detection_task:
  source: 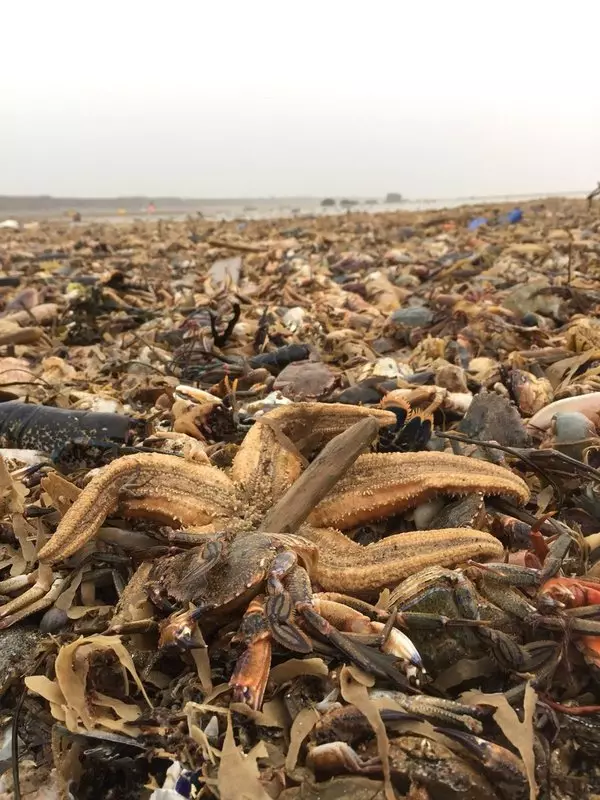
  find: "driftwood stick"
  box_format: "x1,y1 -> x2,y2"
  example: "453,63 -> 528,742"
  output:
207,239 -> 268,253
262,416 -> 379,534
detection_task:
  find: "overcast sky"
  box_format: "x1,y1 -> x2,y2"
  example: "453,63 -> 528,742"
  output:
2,1 -> 599,199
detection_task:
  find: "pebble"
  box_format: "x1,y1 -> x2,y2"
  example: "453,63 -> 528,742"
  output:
389,306 -> 433,328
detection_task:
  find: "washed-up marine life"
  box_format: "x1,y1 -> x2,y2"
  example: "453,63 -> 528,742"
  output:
0,399 -> 141,451
5,199 -> 600,798
151,531 -> 422,709
307,730 -> 529,800
37,402 -> 528,575
28,400 -> 529,709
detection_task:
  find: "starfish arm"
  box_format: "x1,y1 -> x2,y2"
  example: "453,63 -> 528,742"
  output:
38,453 -> 238,564
257,402 -> 397,453
303,526 -> 504,596
231,418 -> 304,513
232,403 -> 397,513
308,451 -> 530,530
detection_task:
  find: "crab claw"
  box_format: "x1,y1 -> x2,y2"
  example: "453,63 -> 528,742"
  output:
301,605 -> 414,687
158,609 -> 197,649
229,637 -> 272,710
540,577 -> 600,608
310,598 -> 422,669
436,728 -> 528,793
370,621 -> 422,669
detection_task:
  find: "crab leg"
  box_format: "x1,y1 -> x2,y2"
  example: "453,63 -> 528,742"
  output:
229,596 -> 273,710
265,559 -> 420,685
0,574 -> 65,630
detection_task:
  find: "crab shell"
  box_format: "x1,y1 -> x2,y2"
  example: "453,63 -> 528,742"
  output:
148,532 -> 318,618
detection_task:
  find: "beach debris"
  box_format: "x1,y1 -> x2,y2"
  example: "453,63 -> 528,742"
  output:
468,216 -> 488,230
2,198 -> 600,798
0,401 -> 141,455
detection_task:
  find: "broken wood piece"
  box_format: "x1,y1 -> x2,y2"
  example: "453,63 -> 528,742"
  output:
207,239 -> 268,253
261,416 -> 379,534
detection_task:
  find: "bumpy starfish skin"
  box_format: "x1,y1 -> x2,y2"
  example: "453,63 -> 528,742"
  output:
230,418 -> 302,510
301,526 -> 504,596
308,451 -> 530,530
240,402 -> 396,456
38,453 -> 240,563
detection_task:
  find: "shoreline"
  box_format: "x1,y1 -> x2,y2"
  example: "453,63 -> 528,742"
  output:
0,191 -> 588,223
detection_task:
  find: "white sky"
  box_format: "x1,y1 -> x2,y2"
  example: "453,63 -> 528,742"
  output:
2,0 -> 600,198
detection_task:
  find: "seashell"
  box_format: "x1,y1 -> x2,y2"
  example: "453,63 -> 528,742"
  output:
527,392 -> 600,431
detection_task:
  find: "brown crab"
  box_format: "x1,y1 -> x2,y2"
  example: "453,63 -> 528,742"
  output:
147,530 -> 422,709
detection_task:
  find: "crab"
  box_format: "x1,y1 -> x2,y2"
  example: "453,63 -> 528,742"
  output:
147,530 -> 422,709
539,574 -> 600,670
383,562 -> 534,675
375,531 -> 600,698
307,730 -> 529,800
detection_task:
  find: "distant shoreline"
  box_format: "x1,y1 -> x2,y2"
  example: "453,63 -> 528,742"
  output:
0,190 -> 588,223
0,189 -> 587,208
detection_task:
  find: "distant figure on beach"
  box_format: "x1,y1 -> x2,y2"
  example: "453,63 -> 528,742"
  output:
587,182 -> 600,208
72,211 -> 81,222
147,202 -> 156,214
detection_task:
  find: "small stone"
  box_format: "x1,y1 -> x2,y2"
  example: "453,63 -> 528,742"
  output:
389,306 -> 433,328
39,607 -> 69,633
459,392 -> 529,447
273,361 -> 339,401
553,411 -> 597,442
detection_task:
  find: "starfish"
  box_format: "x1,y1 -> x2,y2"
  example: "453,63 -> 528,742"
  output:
37,403 -> 392,563
38,402 -> 530,593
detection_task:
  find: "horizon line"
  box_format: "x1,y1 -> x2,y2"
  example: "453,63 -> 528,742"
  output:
0,188 -> 589,204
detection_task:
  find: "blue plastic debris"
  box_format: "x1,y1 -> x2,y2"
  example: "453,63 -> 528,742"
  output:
468,216 -> 488,231
505,208 -> 523,224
